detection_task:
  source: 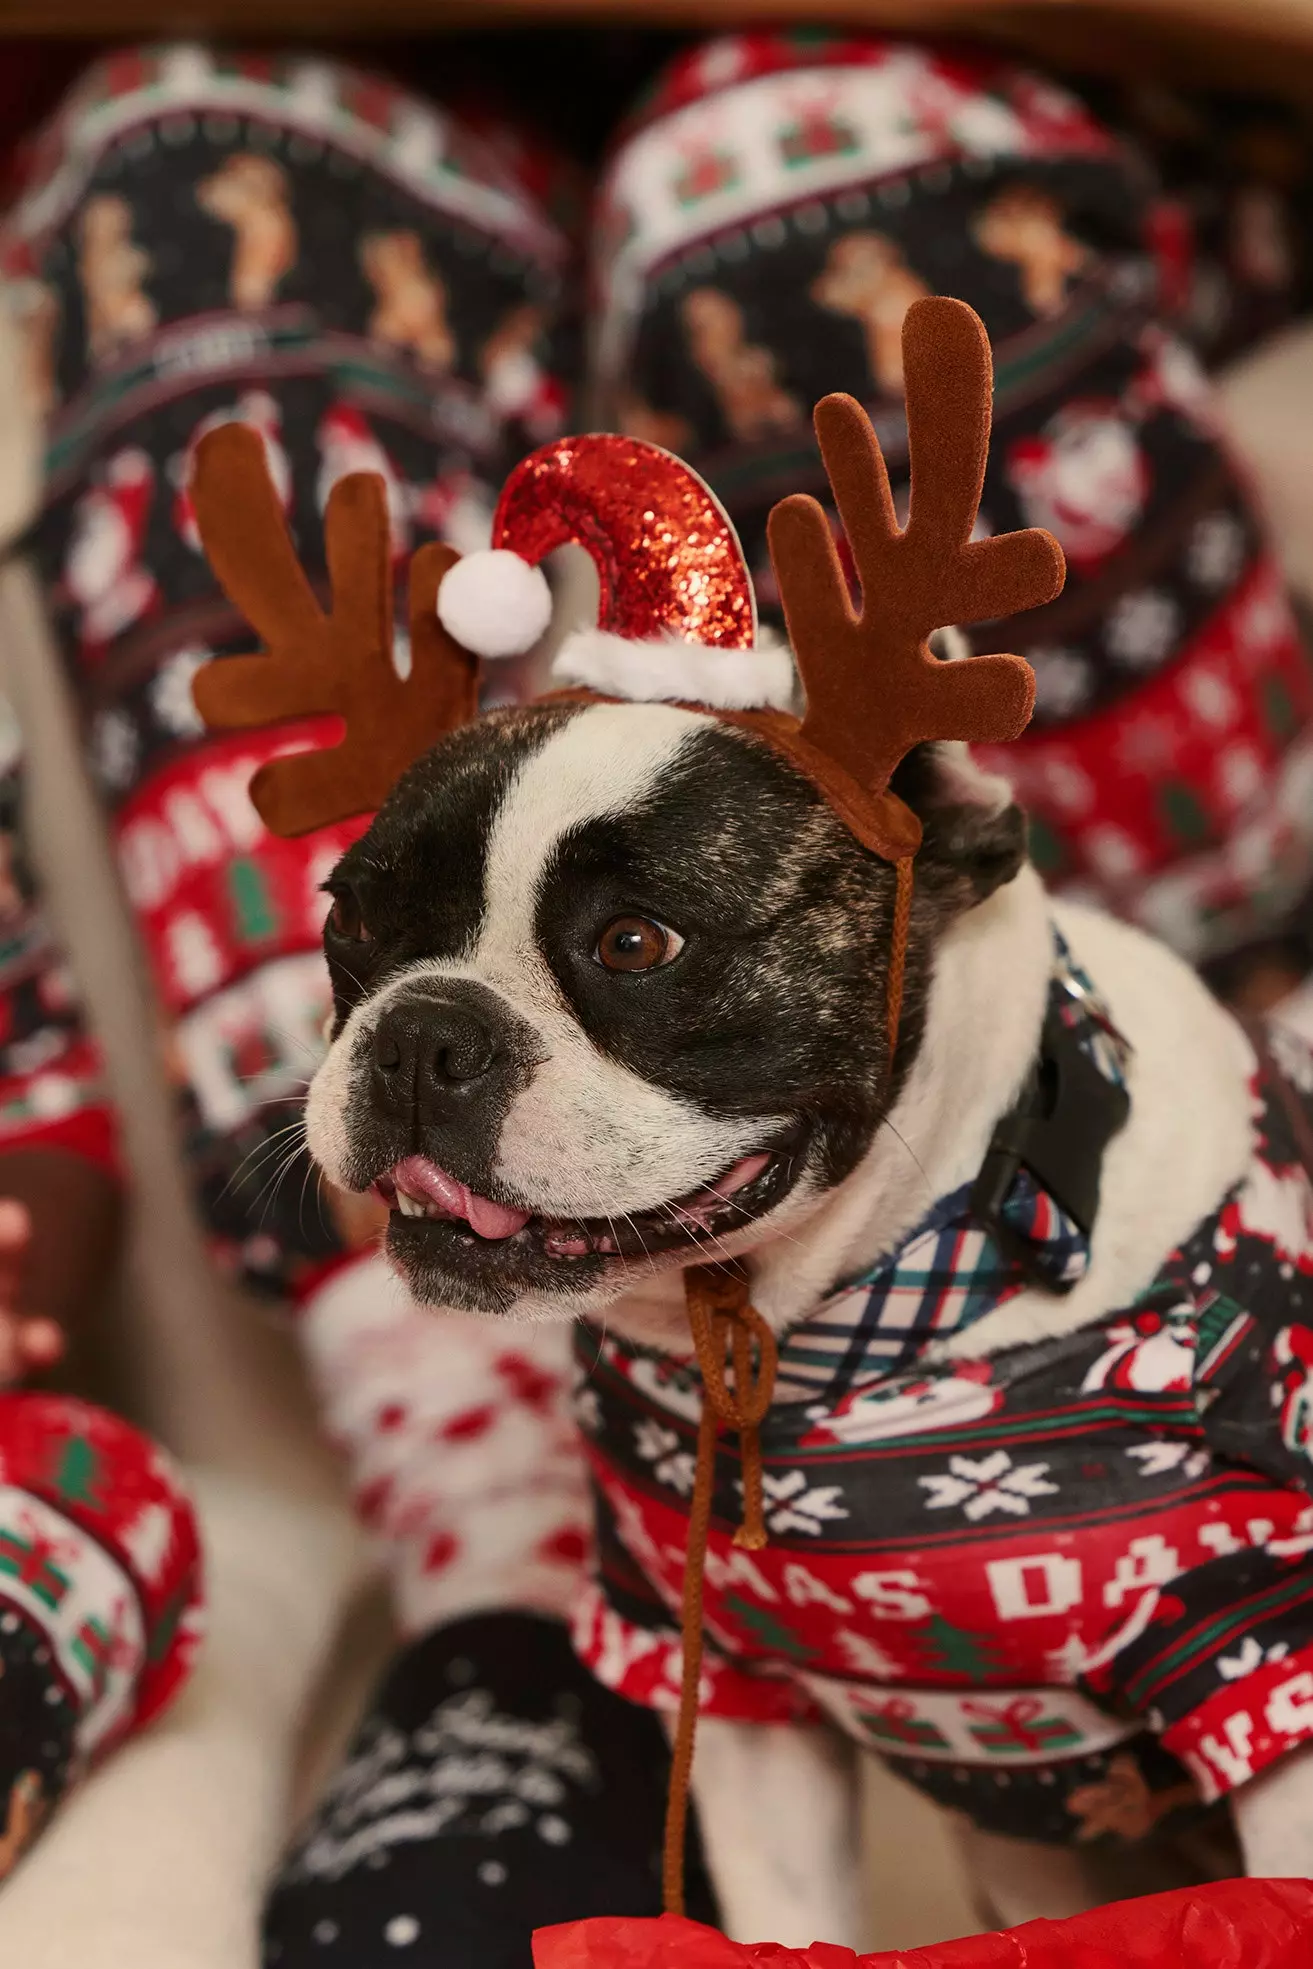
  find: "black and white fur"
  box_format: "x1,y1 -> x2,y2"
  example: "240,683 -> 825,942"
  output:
306,693 -> 1312,1945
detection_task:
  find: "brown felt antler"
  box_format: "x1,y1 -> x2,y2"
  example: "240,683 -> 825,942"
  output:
764,295 -> 1065,859
189,422 -> 478,837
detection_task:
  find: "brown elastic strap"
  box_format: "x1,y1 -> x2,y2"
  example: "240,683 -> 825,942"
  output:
887,855 -> 915,1057
664,1265 -> 778,1914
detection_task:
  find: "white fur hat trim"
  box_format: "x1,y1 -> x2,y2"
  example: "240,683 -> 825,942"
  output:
551,625 -> 797,712
436,548 -> 553,659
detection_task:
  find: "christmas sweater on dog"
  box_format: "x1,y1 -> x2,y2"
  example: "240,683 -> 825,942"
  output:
572,947 -> 1313,1847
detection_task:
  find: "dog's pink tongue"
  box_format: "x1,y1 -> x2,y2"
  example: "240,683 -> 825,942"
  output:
391,1155 -> 530,1240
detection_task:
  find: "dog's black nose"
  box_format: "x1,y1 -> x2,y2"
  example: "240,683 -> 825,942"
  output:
371,999 -> 499,1111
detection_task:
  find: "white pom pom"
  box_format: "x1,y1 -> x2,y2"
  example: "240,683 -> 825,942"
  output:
436,549 -> 553,660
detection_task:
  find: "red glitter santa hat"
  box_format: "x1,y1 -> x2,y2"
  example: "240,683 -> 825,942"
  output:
434,429 -> 797,712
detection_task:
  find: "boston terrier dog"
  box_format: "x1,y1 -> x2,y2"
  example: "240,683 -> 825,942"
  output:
193,300 -> 1313,1946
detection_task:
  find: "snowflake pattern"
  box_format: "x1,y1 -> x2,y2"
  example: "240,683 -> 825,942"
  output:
149,646 -> 209,737
1030,646 -> 1093,719
89,709 -> 139,791
1219,745 -> 1264,810
574,1385 -> 602,1434
1125,1442 -> 1210,1480
165,911 -> 224,997
752,1469 -> 849,1536
1116,713 -> 1179,775
631,1419 -> 695,1497
1217,1635 -> 1291,1683
919,1451 -> 1058,1521
1105,588 -> 1181,670
1236,578 -> 1291,660
1038,755 -> 1096,817
1083,824 -> 1144,882
1179,665 -> 1238,729
1187,512 -> 1245,592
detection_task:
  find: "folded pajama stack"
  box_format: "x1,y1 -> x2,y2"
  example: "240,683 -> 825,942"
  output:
591,31 -> 1313,969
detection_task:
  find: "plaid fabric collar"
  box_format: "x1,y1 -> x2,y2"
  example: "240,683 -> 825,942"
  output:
774,929 -> 1131,1405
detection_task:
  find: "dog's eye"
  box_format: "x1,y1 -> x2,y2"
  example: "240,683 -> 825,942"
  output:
595,916 -> 684,974
327,890 -> 372,944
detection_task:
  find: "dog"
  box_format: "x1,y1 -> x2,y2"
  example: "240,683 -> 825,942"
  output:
198,302 -> 1313,1949
302,694 -> 1313,1940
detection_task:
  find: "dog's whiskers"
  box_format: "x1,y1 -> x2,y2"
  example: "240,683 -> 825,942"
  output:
217,1119 -> 309,1203
619,1210 -> 660,1278
661,1202 -> 740,1272
878,1112 -> 932,1202
696,1177 -> 807,1253
254,1135 -> 314,1226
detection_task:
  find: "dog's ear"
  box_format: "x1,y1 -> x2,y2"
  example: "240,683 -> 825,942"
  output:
890,739 -> 1028,908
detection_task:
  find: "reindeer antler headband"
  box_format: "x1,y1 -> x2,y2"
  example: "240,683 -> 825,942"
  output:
190,295 -> 1063,1921
189,296 -> 1063,860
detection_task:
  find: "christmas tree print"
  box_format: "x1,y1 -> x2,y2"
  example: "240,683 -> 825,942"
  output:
909,1614 -> 1006,1683
49,1436 -> 102,1509
1027,817 -> 1067,878
147,1583 -> 188,1665
1158,781 -> 1212,849
724,1595 -> 819,1663
1262,675 -> 1297,743
228,857 -> 277,944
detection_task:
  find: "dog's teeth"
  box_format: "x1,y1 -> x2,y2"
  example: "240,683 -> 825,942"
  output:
396,1191 -> 423,1218
545,1230 -> 592,1258
594,1236 -> 617,1254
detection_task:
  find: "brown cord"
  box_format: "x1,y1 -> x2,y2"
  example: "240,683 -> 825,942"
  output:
664,1266 -> 778,1913
661,1355 -> 720,1917
662,864 -> 915,1914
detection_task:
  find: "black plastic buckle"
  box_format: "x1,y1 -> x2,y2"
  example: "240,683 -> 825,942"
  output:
969,1005 -> 1130,1293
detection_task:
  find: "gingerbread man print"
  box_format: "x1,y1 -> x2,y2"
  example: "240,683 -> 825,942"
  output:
197,154 -> 297,311
76,195 -> 156,363
360,231 -> 456,373
973,184 -> 1092,319
681,287 -> 800,442
810,232 -> 931,394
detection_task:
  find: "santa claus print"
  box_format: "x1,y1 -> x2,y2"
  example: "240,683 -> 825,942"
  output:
315,404 -> 409,562
64,447 -> 158,653
407,468 -> 494,557
1008,401 -> 1149,567
172,390 -> 291,552
1273,1324 -> 1313,1462
1080,1299 -> 1199,1394
800,1361 -> 1001,1448
479,302 -> 567,443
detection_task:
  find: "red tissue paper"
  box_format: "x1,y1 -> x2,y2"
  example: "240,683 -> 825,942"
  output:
532,1880 -> 1313,1969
